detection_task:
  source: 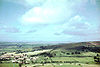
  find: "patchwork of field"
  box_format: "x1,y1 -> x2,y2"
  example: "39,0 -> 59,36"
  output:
22,63 -> 100,67
0,41 -> 100,67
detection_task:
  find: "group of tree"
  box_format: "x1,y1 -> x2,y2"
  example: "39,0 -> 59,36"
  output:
94,54 -> 100,63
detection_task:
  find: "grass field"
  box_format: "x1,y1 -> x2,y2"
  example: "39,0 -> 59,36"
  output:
0,63 -> 19,67
0,41 -> 100,67
22,63 -> 100,67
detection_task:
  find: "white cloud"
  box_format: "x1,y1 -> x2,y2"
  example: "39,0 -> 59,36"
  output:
0,25 -> 20,33
69,15 -> 82,22
21,0 -> 85,24
20,0 -> 90,25
61,15 -> 99,37
1,0 -> 100,42
62,15 -> 90,30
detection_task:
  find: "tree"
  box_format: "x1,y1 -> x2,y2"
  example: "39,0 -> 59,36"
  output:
19,63 -> 22,67
94,55 -> 100,63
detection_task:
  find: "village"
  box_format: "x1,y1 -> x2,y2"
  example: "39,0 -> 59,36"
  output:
0,49 -> 51,64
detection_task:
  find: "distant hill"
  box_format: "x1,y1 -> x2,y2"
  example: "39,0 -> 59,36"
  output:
38,41 -> 100,53
89,41 -> 100,45
44,41 -> 100,49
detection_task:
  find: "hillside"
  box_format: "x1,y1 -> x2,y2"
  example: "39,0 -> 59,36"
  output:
38,41 -> 100,53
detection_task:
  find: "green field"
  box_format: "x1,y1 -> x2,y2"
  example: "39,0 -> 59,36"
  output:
0,63 -> 19,67
0,41 -> 100,67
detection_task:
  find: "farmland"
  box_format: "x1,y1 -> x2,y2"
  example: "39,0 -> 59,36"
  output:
0,41 -> 100,67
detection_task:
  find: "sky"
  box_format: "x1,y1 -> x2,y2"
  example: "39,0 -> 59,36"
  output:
0,0 -> 100,43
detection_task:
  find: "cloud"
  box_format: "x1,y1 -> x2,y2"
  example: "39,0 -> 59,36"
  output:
1,0 -> 100,42
20,0 -> 89,25
62,29 -> 99,36
27,29 -> 37,33
61,15 -> 91,30
54,33 -> 61,35
0,26 -> 20,33
61,15 -> 99,37
69,15 -> 91,29
4,28 -> 20,33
